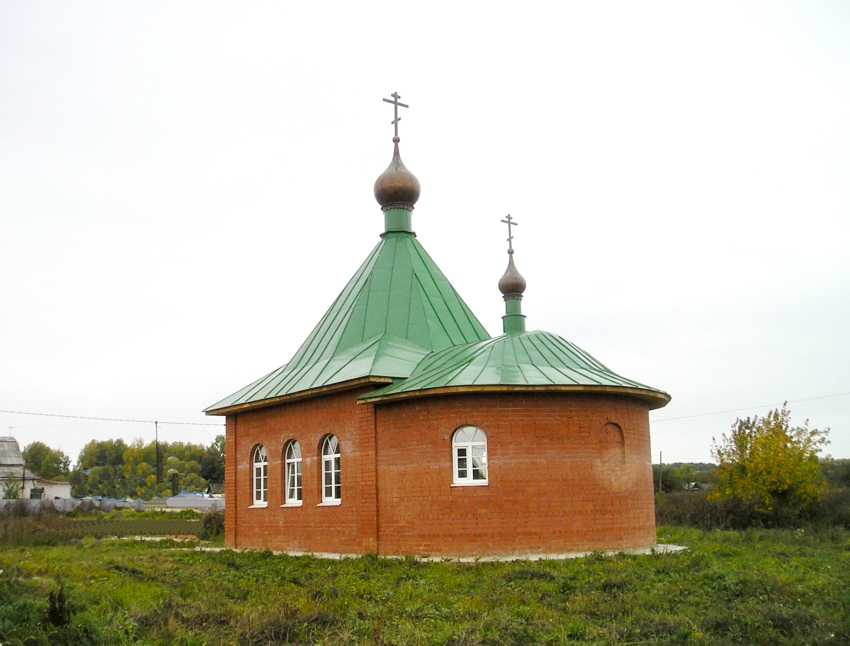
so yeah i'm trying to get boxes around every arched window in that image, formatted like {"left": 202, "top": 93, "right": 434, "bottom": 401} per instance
{"left": 252, "top": 445, "right": 268, "bottom": 506}
{"left": 284, "top": 441, "right": 302, "bottom": 505}
{"left": 321, "top": 435, "right": 341, "bottom": 504}
{"left": 452, "top": 426, "right": 488, "bottom": 485}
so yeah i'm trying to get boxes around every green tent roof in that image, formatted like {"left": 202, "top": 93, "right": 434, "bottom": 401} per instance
{"left": 205, "top": 231, "right": 490, "bottom": 413}
{"left": 360, "top": 330, "right": 670, "bottom": 409}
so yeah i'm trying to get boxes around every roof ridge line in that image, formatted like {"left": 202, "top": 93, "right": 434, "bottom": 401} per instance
{"left": 288, "top": 240, "right": 384, "bottom": 369}
{"left": 408, "top": 239, "right": 489, "bottom": 344}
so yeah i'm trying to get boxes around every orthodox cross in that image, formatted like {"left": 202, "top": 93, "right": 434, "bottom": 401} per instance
{"left": 382, "top": 92, "right": 409, "bottom": 139}
{"left": 501, "top": 214, "right": 518, "bottom": 253}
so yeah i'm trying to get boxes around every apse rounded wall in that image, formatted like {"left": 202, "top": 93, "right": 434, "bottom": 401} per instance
{"left": 373, "top": 391, "right": 656, "bottom": 557}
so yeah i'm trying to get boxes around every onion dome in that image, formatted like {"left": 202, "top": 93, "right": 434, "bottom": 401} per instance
{"left": 374, "top": 137, "right": 421, "bottom": 211}
{"left": 498, "top": 252, "right": 527, "bottom": 297}
{"left": 498, "top": 215, "right": 527, "bottom": 335}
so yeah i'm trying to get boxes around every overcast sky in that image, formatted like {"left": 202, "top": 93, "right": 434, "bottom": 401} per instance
{"left": 2, "top": 1, "right": 848, "bottom": 466}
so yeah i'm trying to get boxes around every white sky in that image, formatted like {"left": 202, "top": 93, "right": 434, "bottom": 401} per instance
{"left": 1, "top": 1, "right": 848, "bottom": 466}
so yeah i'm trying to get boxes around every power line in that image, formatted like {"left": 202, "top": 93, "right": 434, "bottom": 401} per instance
{"left": 0, "top": 408, "right": 223, "bottom": 427}
{"left": 4, "top": 389, "right": 848, "bottom": 429}
{"left": 652, "top": 391, "right": 850, "bottom": 423}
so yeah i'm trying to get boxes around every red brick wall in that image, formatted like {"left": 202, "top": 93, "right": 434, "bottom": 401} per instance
{"left": 224, "top": 416, "right": 237, "bottom": 546}
{"left": 374, "top": 392, "right": 656, "bottom": 557}
{"left": 225, "top": 389, "right": 657, "bottom": 557}
{"left": 223, "top": 386, "right": 378, "bottom": 553}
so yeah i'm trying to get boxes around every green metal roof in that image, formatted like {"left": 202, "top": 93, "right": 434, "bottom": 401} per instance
{"left": 360, "top": 330, "right": 670, "bottom": 409}
{"left": 205, "top": 231, "right": 490, "bottom": 413}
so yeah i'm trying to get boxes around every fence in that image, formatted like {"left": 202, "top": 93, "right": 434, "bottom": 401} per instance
{"left": 0, "top": 495, "right": 224, "bottom": 514}
{"left": 0, "top": 499, "right": 220, "bottom": 541}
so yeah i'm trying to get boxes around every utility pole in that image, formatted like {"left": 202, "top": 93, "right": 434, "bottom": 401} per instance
{"left": 657, "top": 451, "right": 663, "bottom": 494}
{"left": 155, "top": 421, "right": 160, "bottom": 485}
{"left": 9, "top": 427, "right": 25, "bottom": 500}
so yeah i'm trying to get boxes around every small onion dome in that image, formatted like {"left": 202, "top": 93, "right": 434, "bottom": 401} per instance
{"left": 498, "top": 253, "right": 527, "bottom": 296}
{"left": 374, "top": 137, "right": 421, "bottom": 210}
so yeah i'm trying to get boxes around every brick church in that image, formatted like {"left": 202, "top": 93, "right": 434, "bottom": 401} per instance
{"left": 205, "top": 95, "right": 670, "bottom": 557}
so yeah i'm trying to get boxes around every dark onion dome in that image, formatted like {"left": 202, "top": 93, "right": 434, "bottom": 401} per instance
{"left": 374, "top": 137, "right": 421, "bottom": 210}
{"left": 498, "top": 253, "right": 527, "bottom": 296}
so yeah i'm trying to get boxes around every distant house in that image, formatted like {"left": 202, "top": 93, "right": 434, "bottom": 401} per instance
{"left": 205, "top": 482, "right": 224, "bottom": 498}
{"left": 167, "top": 491, "right": 223, "bottom": 511}
{"left": 0, "top": 437, "right": 72, "bottom": 500}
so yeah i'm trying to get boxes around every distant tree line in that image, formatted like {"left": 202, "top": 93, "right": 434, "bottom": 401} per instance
{"left": 19, "top": 435, "right": 224, "bottom": 500}
{"left": 821, "top": 457, "right": 850, "bottom": 488}
{"left": 656, "top": 457, "right": 850, "bottom": 495}
{"left": 653, "top": 462, "right": 716, "bottom": 494}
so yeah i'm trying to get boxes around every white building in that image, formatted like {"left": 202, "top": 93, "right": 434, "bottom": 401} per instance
{"left": 0, "top": 437, "right": 72, "bottom": 500}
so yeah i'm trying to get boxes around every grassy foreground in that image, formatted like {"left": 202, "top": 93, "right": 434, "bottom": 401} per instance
{"left": 1, "top": 527, "right": 848, "bottom": 645}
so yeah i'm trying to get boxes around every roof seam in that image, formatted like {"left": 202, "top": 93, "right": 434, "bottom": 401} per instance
{"left": 411, "top": 241, "right": 489, "bottom": 341}
{"left": 515, "top": 335, "right": 555, "bottom": 385}
{"left": 409, "top": 243, "right": 470, "bottom": 346}
{"left": 289, "top": 241, "right": 382, "bottom": 369}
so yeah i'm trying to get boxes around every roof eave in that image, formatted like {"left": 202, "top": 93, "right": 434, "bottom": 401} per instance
{"left": 205, "top": 376, "right": 395, "bottom": 416}
{"left": 358, "top": 384, "right": 672, "bottom": 409}
{"left": 35, "top": 477, "right": 68, "bottom": 485}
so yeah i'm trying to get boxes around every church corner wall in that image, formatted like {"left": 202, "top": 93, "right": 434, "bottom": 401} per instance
{"left": 352, "top": 400, "right": 380, "bottom": 553}
{"left": 224, "top": 416, "right": 238, "bottom": 547}
{"left": 225, "top": 387, "right": 380, "bottom": 554}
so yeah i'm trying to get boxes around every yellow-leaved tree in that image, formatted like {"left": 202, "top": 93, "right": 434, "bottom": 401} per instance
{"left": 710, "top": 405, "right": 829, "bottom": 523}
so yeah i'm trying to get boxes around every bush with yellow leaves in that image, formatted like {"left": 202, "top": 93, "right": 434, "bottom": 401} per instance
{"left": 710, "top": 405, "right": 829, "bottom": 525}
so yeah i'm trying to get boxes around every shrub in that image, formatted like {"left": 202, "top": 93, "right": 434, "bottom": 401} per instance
{"left": 3, "top": 499, "right": 31, "bottom": 518}
{"left": 655, "top": 491, "right": 761, "bottom": 529}
{"left": 2, "top": 475, "right": 23, "bottom": 499}
{"left": 657, "top": 487, "right": 850, "bottom": 530}
{"left": 657, "top": 492, "right": 720, "bottom": 529}
{"left": 710, "top": 405, "right": 828, "bottom": 526}
{"left": 200, "top": 511, "right": 225, "bottom": 540}
{"left": 0, "top": 513, "right": 66, "bottom": 546}
{"left": 809, "top": 487, "right": 850, "bottom": 528}
{"left": 46, "top": 580, "right": 70, "bottom": 627}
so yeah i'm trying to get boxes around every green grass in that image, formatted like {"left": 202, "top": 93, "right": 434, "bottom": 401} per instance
{"left": 1, "top": 527, "right": 848, "bottom": 644}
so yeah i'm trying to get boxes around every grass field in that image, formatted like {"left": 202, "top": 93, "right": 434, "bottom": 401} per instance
{"left": 1, "top": 526, "right": 848, "bottom": 645}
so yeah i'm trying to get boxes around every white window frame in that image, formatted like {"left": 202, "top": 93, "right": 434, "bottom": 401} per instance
{"left": 251, "top": 445, "right": 268, "bottom": 507}
{"left": 320, "top": 435, "right": 341, "bottom": 505}
{"left": 282, "top": 440, "right": 302, "bottom": 507}
{"left": 452, "top": 426, "right": 488, "bottom": 486}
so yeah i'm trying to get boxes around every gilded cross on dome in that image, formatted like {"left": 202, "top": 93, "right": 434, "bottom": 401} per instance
{"left": 501, "top": 214, "right": 519, "bottom": 253}
{"left": 382, "top": 92, "right": 409, "bottom": 140}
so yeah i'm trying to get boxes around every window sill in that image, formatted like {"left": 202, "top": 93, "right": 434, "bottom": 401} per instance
{"left": 280, "top": 502, "right": 303, "bottom": 508}
{"left": 249, "top": 503, "right": 268, "bottom": 508}
{"left": 317, "top": 500, "right": 341, "bottom": 506}
{"left": 451, "top": 482, "right": 489, "bottom": 487}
